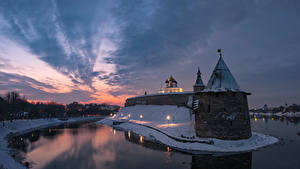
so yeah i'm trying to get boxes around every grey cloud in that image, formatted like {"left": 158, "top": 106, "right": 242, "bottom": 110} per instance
{"left": 0, "top": 0, "right": 300, "bottom": 107}
{"left": 0, "top": 71, "right": 92, "bottom": 103}
{"left": 109, "top": 0, "right": 250, "bottom": 86}
{"left": 0, "top": 0, "right": 112, "bottom": 88}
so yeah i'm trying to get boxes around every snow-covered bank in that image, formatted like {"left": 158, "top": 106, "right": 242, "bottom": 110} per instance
{"left": 99, "top": 105, "right": 278, "bottom": 154}
{"left": 250, "top": 112, "right": 300, "bottom": 117}
{"left": 0, "top": 117, "right": 101, "bottom": 169}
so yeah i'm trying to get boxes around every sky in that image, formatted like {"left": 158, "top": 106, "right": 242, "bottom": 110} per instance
{"left": 0, "top": 0, "right": 299, "bottom": 108}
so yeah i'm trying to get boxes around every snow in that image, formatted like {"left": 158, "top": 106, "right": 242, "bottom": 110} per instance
{"left": 0, "top": 117, "right": 100, "bottom": 169}
{"left": 99, "top": 105, "right": 278, "bottom": 154}
{"left": 205, "top": 56, "right": 241, "bottom": 92}
{"left": 250, "top": 111, "right": 300, "bottom": 117}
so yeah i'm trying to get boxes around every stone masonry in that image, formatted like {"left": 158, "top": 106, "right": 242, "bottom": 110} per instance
{"left": 194, "top": 91, "right": 252, "bottom": 140}
{"left": 125, "top": 93, "right": 193, "bottom": 107}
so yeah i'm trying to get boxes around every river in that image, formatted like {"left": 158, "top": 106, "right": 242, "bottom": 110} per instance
{"left": 9, "top": 116, "right": 300, "bottom": 169}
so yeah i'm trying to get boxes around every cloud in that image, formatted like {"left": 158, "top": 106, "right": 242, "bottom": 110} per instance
{"left": 0, "top": 71, "right": 93, "bottom": 103}
{"left": 0, "top": 0, "right": 116, "bottom": 89}
{"left": 109, "top": 0, "right": 250, "bottom": 86}
{"left": 0, "top": 0, "right": 299, "bottom": 107}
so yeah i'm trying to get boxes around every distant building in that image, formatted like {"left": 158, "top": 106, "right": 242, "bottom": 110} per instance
{"left": 263, "top": 104, "right": 268, "bottom": 112}
{"left": 158, "top": 76, "right": 183, "bottom": 93}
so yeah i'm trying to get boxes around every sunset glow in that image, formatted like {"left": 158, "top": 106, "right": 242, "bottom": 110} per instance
{"left": 0, "top": 0, "right": 299, "bottom": 107}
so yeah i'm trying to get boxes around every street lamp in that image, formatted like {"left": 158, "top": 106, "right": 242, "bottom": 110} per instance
{"left": 166, "top": 115, "right": 170, "bottom": 126}
{"left": 139, "top": 114, "right": 143, "bottom": 119}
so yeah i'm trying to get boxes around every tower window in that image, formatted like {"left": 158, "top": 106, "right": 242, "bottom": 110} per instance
{"left": 208, "top": 105, "right": 211, "bottom": 113}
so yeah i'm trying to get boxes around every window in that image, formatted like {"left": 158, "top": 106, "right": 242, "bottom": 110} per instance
{"left": 208, "top": 105, "right": 210, "bottom": 113}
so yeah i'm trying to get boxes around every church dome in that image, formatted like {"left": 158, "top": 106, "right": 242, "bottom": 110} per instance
{"left": 168, "top": 76, "right": 177, "bottom": 83}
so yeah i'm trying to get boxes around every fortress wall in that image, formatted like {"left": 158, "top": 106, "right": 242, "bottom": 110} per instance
{"left": 125, "top": 93, "right": 193, "bottom": 107}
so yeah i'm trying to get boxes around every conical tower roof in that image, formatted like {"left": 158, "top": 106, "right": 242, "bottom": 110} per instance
{"left": 195, "top": 68, "right": 204, "bottom": 86}
{"left": 205, "top": 55, "right": 240, "bottom": 91}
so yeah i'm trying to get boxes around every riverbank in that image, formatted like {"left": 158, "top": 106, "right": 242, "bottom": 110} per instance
{"left": 0, "top": 117, "right": 101, "bottom": 169}
{"left": 250, "top": 112, "right": 300, "bottom": 117}
{"left": 99, "top": 105, "right": 278, "bottom": 154}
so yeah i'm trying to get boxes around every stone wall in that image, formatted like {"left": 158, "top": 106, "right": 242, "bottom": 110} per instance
{"left": 125, "top": 93, "right": 193, "bottom": 107}
{"left": 194, "top": 91, "right": 252, "bottom": 140}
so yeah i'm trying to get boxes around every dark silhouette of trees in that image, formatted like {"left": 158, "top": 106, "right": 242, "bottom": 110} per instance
{"left": 0, "top": 91, "right": 120, "bottom": 122}
{"left": 0, "top": 97, "right": 7, "bottom": 126}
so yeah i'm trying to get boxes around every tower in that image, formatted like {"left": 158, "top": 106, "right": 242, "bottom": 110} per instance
{"left": 193, "top": 68, "right": 205, "bottom": 92}
{"left": 194, "top": 49, "right": 252, "bottom": 140}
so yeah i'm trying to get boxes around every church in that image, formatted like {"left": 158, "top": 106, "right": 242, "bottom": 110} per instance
{"left": 158, "top": 76, "right": 183, "bottom": 93}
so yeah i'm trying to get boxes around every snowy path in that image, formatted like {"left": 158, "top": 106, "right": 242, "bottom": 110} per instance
{"left": 99, "top": 118, "right": 278, "bottom": 154}
{"left": 0, "top": 117, "right": 100, "bottom": 169}
{"left": 99, "top": 105, "right": 279, "bottom": 154}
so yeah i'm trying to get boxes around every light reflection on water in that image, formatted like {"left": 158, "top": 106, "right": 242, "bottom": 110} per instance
{"left": 9, "top": 116, "right": 300, "bottom": 169}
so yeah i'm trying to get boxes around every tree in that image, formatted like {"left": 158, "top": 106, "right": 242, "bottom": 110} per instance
{"left": 0, "top": 96, "right": 7, "bottom": 126}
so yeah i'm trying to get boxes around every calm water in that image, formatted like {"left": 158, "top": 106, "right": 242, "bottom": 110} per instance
{"left": 9, "top": 116, "right": 300, "bottom": 169}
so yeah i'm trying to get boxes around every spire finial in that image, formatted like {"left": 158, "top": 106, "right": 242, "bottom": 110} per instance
{"left": 197, "top": 67, "right": 201, "bottom": 75}
{"left": 217, "top": 48, "right": 222, "bottom": 57}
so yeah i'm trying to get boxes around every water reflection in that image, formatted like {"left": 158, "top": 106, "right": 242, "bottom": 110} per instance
{"left": 250, "top": 115, "right": 300, "bottom": 125}
{"left": 9, "top": 118, "right": 299, "bottom": 169}
{"left": 191, "top": 153, "right": 252, "bottom": 169}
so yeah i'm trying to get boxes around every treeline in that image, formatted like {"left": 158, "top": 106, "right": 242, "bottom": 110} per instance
{"left": 0, "top": 92, "right": 120, "bottom": 122}
{"left": 250, "top": 104, "right": 300, "bottom": 113}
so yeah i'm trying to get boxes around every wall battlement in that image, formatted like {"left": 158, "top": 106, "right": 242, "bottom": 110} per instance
{"left": 125, "top": 92, "right": 193, "bottom": 107}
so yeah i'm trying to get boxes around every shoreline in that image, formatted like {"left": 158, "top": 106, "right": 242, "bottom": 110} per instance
{"left": 0, "top": 117, "right": 102, "bottom": 169}
{"left": 98, "top": 118, "right": 279, "bottom": 154}
{"left": 249, "top": 112, "right": 300, "bottom": 117}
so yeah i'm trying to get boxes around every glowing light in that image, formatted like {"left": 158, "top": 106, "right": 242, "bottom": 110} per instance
{"left": 139, "top": 114, "right": 143, "bottom": 119}
{"left": 128, "top": 114, "right": 131, "bottom": 118}
{"left": 128, "top": 131, "right": 131, "bottom": 139}
{"left": 156, "top": 123, "right": 184, "bottom": 128}
{"left": 110, "top": 113, "right": 113, "bottom": 116}
{"left": 113, "top": 129, "right": 116, "bottom": 135}
{"left": 254, "top": 116, "right": 258, "bottom": 122}
{"left": 139, "top": 135, "right": 144, "bottom": 144}
{"left": 166, "top": 115, "right": 171, "bottom": 120}
{"left": 167, "top": 146, "right": 171, "bottom": 152}
{"left": 263, "top": 117, "right": 265, "bottom": 121}
{"left": 272, "top": 117, "right": 274, "bottom": 120}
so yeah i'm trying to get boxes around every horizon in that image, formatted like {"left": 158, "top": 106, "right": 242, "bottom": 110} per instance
{"left": 0, "top": 0, "right": 299, "bottom": 108}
